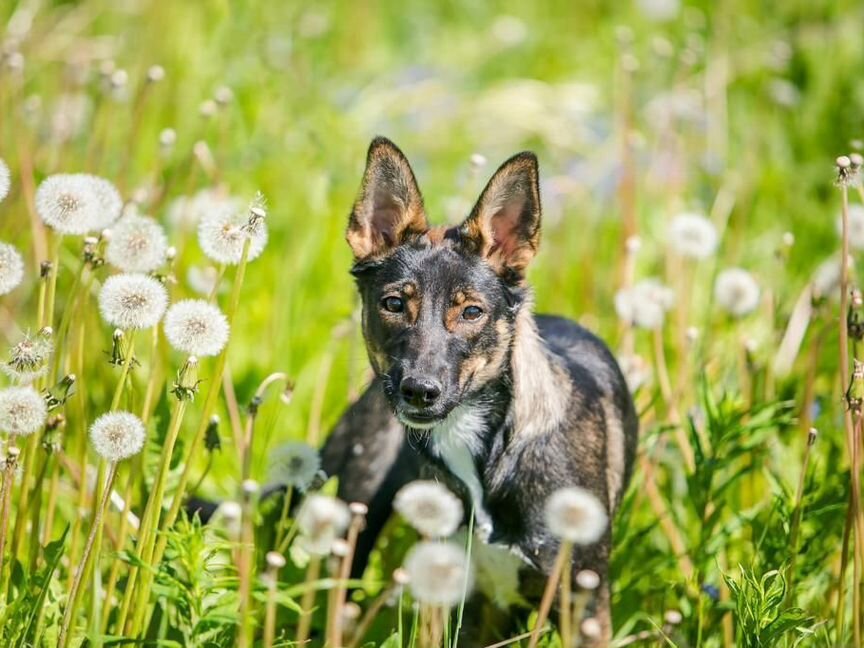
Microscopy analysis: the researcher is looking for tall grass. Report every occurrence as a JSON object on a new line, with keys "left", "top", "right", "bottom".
{"left": 0, "top": 0, "right": 863, "bottom": 646}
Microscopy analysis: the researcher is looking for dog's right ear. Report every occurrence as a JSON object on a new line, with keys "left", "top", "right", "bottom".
{"left": 347, "top": 137, "right": 428, "bottom": 261}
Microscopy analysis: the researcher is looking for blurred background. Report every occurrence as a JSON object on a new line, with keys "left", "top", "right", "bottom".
{"left": 2, "top": 0, "right": 864, "bottom": 642}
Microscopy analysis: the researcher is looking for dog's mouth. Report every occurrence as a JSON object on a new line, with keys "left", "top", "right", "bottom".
{"left": 395, "top": 405, "right": 452, "bottom": 430}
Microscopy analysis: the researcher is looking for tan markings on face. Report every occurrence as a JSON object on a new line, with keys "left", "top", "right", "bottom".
{"left": 444, "top": 290, "right": 484, "bottom": 332}
{"left": 457, "top": 318, "right": 513, "bottom": 391}
{"left": 365, "top": 341, "right": 389, "bottom": 374}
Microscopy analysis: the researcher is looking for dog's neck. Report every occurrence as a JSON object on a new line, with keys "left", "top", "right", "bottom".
{"left": 422, "top": 308, "right": 570, "bottom": 533}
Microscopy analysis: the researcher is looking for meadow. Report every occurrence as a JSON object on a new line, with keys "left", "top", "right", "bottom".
{"left": 0, "top": 0, "right": 862, "bottom": 646}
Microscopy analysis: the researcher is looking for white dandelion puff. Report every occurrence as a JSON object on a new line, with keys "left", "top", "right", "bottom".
{"left": 714, "top": 268, "right": 760, "bottom": 317}
{"left": 839, "top": 204, "right": 864, "bottom": 251}
{"left": 0, "top": 242, "right": 25, "bottom": 295}
{"left": 0, "top": 158, "right": 10, "bottom": 202}
{"left": 266, "top": 442, "right": 320, "bottom": 491}
{"left": 295, "top": 494, "right": 351, "bottom": 556}
{"left": 186, "top": 265, "right": 221, "bottom": 296}
{"left": 212, "top": 500, "right": 242, "bottom": 539}
{"left": 163, "top": 299, "right": 229, "bottom": 356}
{"left": 544, "top": 486, "right": 608, "bottom": 545}
{"left": 105, "top": 213, "right": 168, "bottom": 273}
{"left": 614, "top": 278, "right": 675, "bottom": 330}
{"left": 89, "top": 411, "right": 146, "bottom": 462}
{"left": 394, "top": 480, "right": 464, "bottom": 538}
{"left": 2, "top": 330, "right": 53, "bottom": 384}
{"left": 668, "top": 212, "right": 718, "bottom": 259}
{"left": 88, "top": 176, "right": 123, "bottom": 231}
{"left": 617, "top": 354, "right": 651, "bottom": 393}
{"left": 35, "top": 174, "right": 100, "bottom": 235}
{"left": 812, "top": 255, "right": 853, "bottom": 302}
{"left": 0, "top": 386, "right": 48, "bottom": 436}
{"left": 403, "top": 541, "right": 472, "bottom": 608}
{"left": 98, "top": 273, "right": 168, "bottom": 330}
{"left": 198, "top": 200, "right": 268, "bottom": 265}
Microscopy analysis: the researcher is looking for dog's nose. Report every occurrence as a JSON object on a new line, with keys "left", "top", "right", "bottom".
{"left": 399, "top": 376, "right": 442, "bottom": 408}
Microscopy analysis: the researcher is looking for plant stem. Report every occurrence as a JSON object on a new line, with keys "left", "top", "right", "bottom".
{"left": 58, "top": 461, "right": 118, "bottom": 648}
{"left": 528, "top": 540, "right": 571, "bottom": 648}
{"left": 560, "top": 543, "right": 574, "bottom": 648}
{"left": 296, "top": 556, "right": 322, "bottom": 646}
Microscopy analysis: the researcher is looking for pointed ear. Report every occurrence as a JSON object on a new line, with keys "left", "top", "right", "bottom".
{"left": 346, "top": 137, "right": 428, "bottom": 261}
{"left": 459, "top": 152, "right": 541, "bottom": 279}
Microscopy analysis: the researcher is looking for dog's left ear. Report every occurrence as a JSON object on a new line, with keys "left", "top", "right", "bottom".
{"left": 460, "top": 152, "right": 541, "bottom": 279}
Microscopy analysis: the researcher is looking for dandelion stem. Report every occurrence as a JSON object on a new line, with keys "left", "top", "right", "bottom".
{"left": 132, "top": 238, "right": 253, "bottom": 629}
{"left": 0, "top": 447, "right": 21, "bottom": 597}
{"left": 58, "top": 462, "right": 118, "bottom": 648}
{"left": 296, "top": 556, "right": 322, "bottom": 646}
{"left": 528, "top": 540, "right": 571, "bottom": 648}
{"left": 560, "top": 544, "right": 574, "bottom": 648}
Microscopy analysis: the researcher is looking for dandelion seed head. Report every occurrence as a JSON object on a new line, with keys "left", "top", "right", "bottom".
{"left": 544, "top": 486, "right": 608, "bottom": 545}
{"left": 295, "top": 494, "right": 351, "bottom": 556}
{"left": 614, "top": 278, "right": 675, "bottom": 330}
{"left": 36, "top": 174, "right": 121, "bottom": 234}
{"left": 198, "top": 199, "right": 268, "bottom": 265}
{"left": 89, "top": 411, "right": 146, "bottom": 462}
{"left": 668, "top": 212, "right": 718, "bottom": 259}
{"left": 664, "top": 610, "right": 683, "bottom": 625}
{"left": 581, "top": 618, "right": 602, "bottom": 639}
{"left": 266, "top": 551, "right": 286, "bottom": 570}
{"left": 163, "top": 299, "right": 229, "bottom": 356}
{"left": 403, "top": 541, "right": 472, "bottom": 608}
{"left": 146, "top": 65, "right": 165, "bottom": 83}
{"left": 267, "top": 442, "right": 320, "bottom": 491}
{"left": 105, "top": 213, "right": 168, "bottom": 273}
{"left": 394, "top": 480, "right": 463, "bottom": 538}
{"left": 812, "top": 255, "right": 853, "bottom": 301}
{"left": 576, "top": 569, "right": 600, "bottom": 590}
{"left": 714, "top": 268, "right": 760, "bottom": 317}
{"left": 2, "top": 329, "right": 53, "bottom": 383}
{"left": 617, "top": 354, "right": 651, "bottom": 393}
{"left": 0, "top": 241, "right": 24, "bottom": 295}
{"left": 0, "top": 386, "right": 47, "bottom": 436}
{"left": 0, "top": 158, "right": 10, "bottom": 202}
{"left": 159, "top": 128, "right": 176, "bottom": 149}
{"left": 98, "top": 273, "right": 168, "bottom": 330}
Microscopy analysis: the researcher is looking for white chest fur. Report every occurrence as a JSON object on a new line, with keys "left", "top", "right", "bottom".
{"left": 429, "top": 405, "right": 494, "bottom": 539}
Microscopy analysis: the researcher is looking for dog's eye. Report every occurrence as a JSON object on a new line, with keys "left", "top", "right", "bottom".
{"left": 381, "top": 296, "right": 405, "bottom": 313}
{"left": 462, "top": 305, "right": 484, "bottom": 321}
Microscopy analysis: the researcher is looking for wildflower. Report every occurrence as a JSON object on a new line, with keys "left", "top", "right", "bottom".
{"left": 836, "top": 155, "right": 860, "bottom": 188}
{"left": 714, "top": 268, "right": 760, "bottom": 317}
{"left": 163, "top": 299, "right": 229, "bottom": 356}
{"left": 838, "top": 204, "right": 864, "bottom": 250}
{"left": 812, "top": 255, "right": 853, "bottom": 302}
{"left": 212, "top": 500, "right": 242, "bottom": 539}
{"left": 667, "top": 212, "right": 718, "bottom": 259}
{"left": 267, "top": 442, "right": 321, "bottom": 491}
{"left": 636, "top": 0, "right": 680, "bottom": 22}
{"left": 98, "top": 273, "right": 168, "bottom": 330}
{"left": 105, "top": 213, "right": 168, "bottom": 273}
{"left": 614, "top": 278, "right": 675, "bottom": 330}
{"left": 89, "top": 411, "right": 146, "bottom": 462}
{"left": 198, "top": 198, "right": 268, "bottom": 265}
{"left": 0, "top": 157, "right": 10, "bottom": 202}
{"left": 617, "top": 354, "right": 651, "bottom": 393}
{"left": 88, "top": 176, "right": 124, "bottom": 231}
{"left": 0, "top": 387, "right": 47, "bottom": 436}
{"left": 544, "top": 486, "right": 608, "bottom": 545}
{"left": 35, "top": 174, "right": 101, "bottom": 235}
{"left": 394, "top": 480, "right": 464, "bottom": 538}
{"left": 403, "top": 541, "right": 472, "bottom": 608}
{"left": 2, "top": 329, "right": 53, "bottom": 383}
{"left": 295, "top": 494, "right": 351, "bottom": 556}
{"left": 0, "top": 242, "right": 24, "bottom": 295}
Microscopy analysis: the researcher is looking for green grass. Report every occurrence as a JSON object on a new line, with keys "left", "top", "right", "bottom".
{"left": 1, "top": 0, "right": 864, "bottom": 645}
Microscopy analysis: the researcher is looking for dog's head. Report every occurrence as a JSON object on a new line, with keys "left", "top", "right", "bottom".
{"left": 347, "top": 137, "right": 541, "bottom": 428}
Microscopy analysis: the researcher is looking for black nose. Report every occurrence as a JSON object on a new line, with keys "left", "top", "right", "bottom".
{"left": 399, "top": 376, "right": 442, "bottom": 408}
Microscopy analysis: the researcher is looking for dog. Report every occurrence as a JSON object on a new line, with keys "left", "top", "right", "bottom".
{"left": 321, "top": 137, "right": 638, "bottom": 643}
